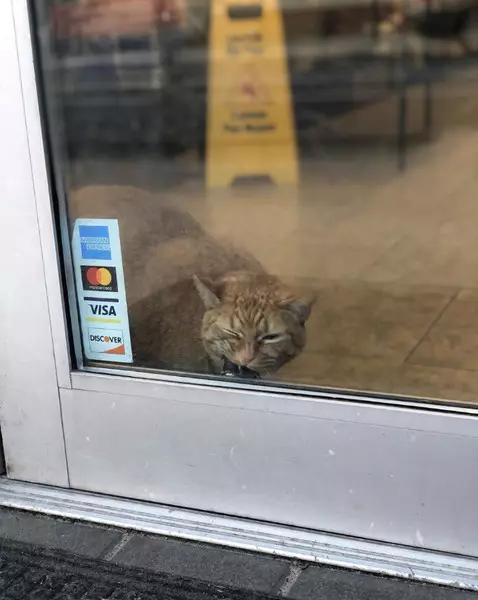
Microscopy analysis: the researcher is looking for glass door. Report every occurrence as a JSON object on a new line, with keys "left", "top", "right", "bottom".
{"left": 2, "top": 0, "right": 478, "bottom": 565}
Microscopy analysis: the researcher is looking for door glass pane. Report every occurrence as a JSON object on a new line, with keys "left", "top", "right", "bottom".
{"left": 32, "top": 0, "right": 478, "bottom": 404}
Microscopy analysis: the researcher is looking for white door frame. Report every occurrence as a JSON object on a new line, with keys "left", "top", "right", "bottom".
{"left": 0, "top": 0, "right": 70, "bottom": 486}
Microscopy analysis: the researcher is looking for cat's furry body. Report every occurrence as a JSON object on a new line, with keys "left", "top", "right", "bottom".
{"left": 70, "top": 186, "right": 313, "bottom": 374}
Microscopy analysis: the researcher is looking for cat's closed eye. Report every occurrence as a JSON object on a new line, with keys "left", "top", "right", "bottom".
{"left": 259, "top": 333, "right": 284, "bottom": 343}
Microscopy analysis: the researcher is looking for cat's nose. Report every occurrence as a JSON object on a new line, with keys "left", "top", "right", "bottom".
{"left": 234, "top": 345, "right": 255, "bottom": 366}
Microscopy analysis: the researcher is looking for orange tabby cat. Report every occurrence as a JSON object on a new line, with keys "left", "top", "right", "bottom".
{"left": 70, "top": 185, "right": 315, "bottom": 375}
{"left": 194, "top": 271, "right": 315, "bottom": 375}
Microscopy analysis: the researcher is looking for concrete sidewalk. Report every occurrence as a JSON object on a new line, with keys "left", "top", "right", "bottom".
{"left": 0, "top": 507, "right": 475, "bottom": 599}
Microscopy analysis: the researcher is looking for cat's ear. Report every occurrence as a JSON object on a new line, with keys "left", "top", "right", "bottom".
{"left": 193, "top": 275, "right": 221, "bottom": 309}
{"left": 278, "top": 292, "right": 316, "bottom": 324}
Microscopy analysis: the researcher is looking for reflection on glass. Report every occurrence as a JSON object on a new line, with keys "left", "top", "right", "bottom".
{"left": 33, "top": 0, "right": 478, "bottom": 403}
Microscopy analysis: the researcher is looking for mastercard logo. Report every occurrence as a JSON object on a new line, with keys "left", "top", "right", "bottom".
{"left": 86, "top": 267, "right": 112, "bottom": 286}
{"left": 81, "top": 265, "right": 118, "bottom": 292}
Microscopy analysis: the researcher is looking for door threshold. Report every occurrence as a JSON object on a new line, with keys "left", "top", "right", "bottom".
{"left": 0, "top": 478, "right": 476, "bottom": 591}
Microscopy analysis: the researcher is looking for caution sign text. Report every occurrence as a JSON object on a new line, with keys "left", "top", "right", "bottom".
{"left": 206, "top": 0, "right": 298, "bottom": 188}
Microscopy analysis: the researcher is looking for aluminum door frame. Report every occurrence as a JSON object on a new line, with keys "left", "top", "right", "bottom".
{"left": 0, "top": 0, "right": 69, "bottom": 487}
{"left": 2, "top": 0, "right": 478, "bottom": 569}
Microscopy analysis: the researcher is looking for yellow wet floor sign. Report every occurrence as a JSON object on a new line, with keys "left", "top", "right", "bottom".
{"left": 206, "top": 0, "right": 298, "bottom": 188}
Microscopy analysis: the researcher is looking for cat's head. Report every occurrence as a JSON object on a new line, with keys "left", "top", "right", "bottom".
{"left": 193, "top": 271, "right": 315, "bottom": 375}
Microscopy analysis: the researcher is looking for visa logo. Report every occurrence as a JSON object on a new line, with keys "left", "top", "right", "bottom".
{"left": 88, "top": 303, "right": 117, "bottom": 317}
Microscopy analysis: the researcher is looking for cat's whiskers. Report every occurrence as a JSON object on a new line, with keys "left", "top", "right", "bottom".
{"left": 260, "top": 366, "right": 273, "bottom": 378}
